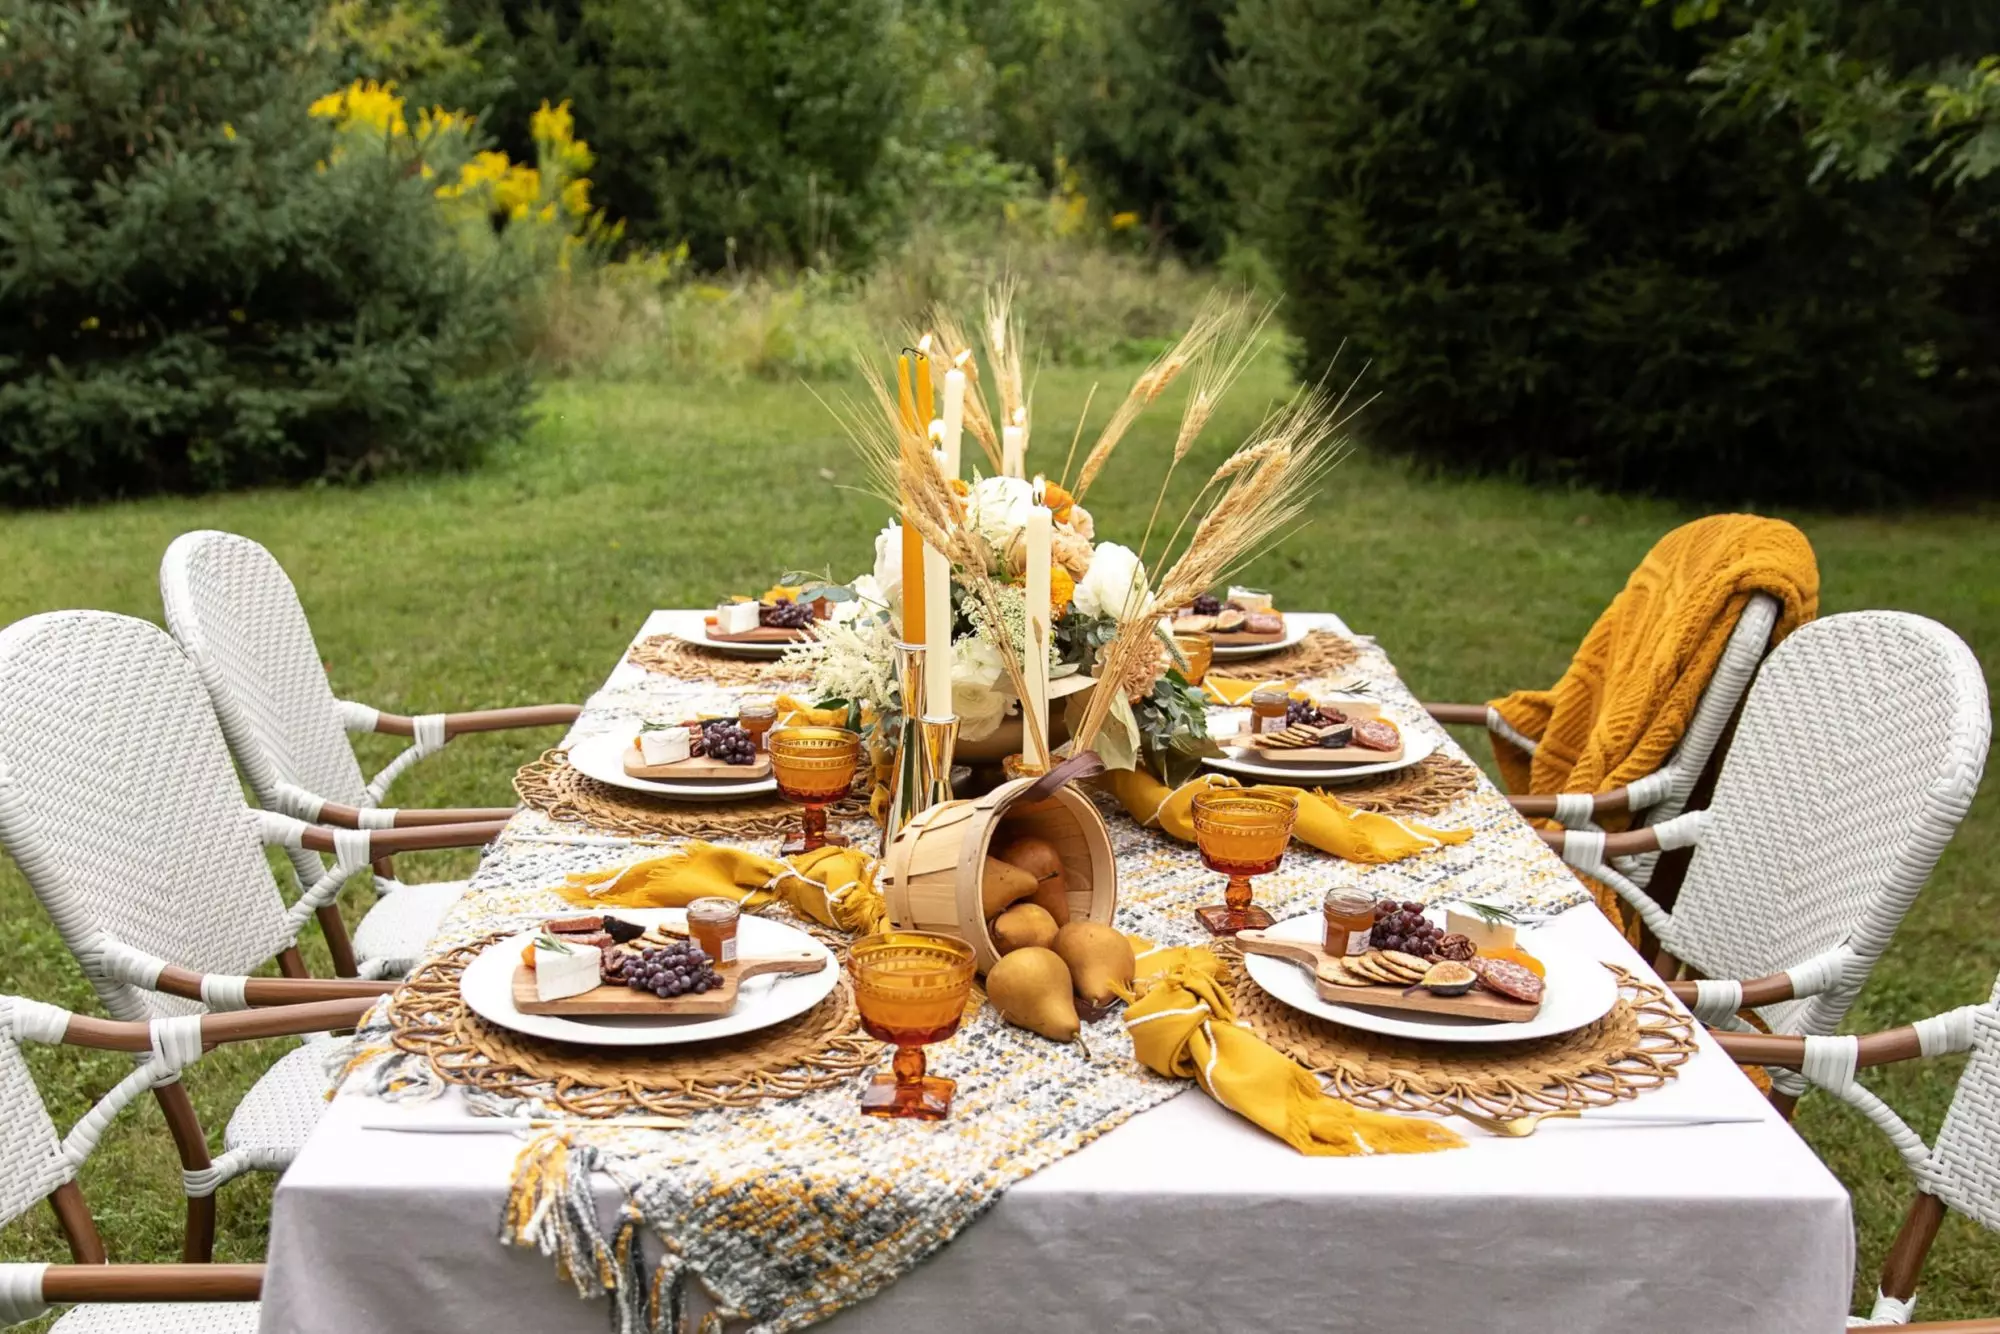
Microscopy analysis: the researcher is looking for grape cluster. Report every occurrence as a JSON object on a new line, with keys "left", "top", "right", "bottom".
{"left": 607, "top": 941, "right": 722, "bottom": 997}
{"left": 1285, "top": 698, "right": 1348, "bottom": 729}
{"left": 762, "top": 597, "right": 814, "bottom": 629}
{"left": 1371, "top": 899, "right": 1444, "bottom": 955}
{"left": 697, "top": 721, "right": 756, "bottom": 765}
{"left": 1191, "top": 593, "right": 1222, "bottom": 616}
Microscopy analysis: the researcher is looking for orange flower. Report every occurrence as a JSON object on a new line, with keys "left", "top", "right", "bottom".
{"left": 950, "top": 478, "right": 971, "bottom": 497}
{"left": 1049, "top": 565, "right": 1074, "bottom": 615}
{"left": 1039, "top": 480, "right": 1077, "bottom": 525}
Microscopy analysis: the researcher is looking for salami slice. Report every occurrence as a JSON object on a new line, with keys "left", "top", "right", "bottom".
{"left": 1469, "top": 957, "right": 1545, "bottom": 1004}
{"left": 1350, "top": 718, "right": 1401, "bottom": 752}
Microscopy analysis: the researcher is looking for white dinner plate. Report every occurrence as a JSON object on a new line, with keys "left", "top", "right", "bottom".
{"left": 1204, "top": 724, "right": 1439, "bottom": 784}
{"left": 460, "top": 909, "right": 839, "bottom": 1046}
{"left": 1241, "top": 909, "right": 1619, "bottom": 1043}
{"left": 567, "top": 731, "right": 777, "bottom": 802}
{"left": 671, "top": 621, "right": 806, "bottom": 659}
{"left": 1209, "top": 613, "right": 1311, "bottom": 661}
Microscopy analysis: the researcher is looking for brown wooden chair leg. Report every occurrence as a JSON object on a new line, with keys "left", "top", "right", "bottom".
{"left": 1767, "top": 1085, "right": 1800, "bottom": 1121}
{"left": 372, "top": 854, "right": 396, "bottom": 881}
{"left": 315, "top": 903, "right": 359, "bottom": 978}
{"left": 277, "top": 946, "right": 309, "bottom": 979}
{"left": 150, "top": 1081, "right": 218, "bottom": 1263}
{"left": 1880, "top": 1192, "right": 1947, "bottom": 1308}
{"left": 47, "top": 1180, "right": 106, "bottom": 1263}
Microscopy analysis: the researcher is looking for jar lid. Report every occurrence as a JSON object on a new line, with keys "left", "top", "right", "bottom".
{"left": 1249, "top": 687, "right": 1291, "bottom": 706}
{"left": 1323, "top": 887, "right": 1376, "bottom": 911}
{"left": 687, "top": 896, "right": 742, "bottom": 921}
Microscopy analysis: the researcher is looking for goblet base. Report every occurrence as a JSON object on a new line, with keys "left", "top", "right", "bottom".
{"left": 781, "top": 830, "right": 850, "bottom": 858}
{"left": 1195, "top": 903, "right": 1275, "bottom": 937}
{"left": 859, "top": 1073, "right": 957, "bottom": 1120}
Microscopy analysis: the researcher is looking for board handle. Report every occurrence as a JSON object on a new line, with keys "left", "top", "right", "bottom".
{"left": 730, "top": 951, "right": 828, "bottom": 982}
{"left": 1234, "top": 929, "right": 1326, "bottom": 971}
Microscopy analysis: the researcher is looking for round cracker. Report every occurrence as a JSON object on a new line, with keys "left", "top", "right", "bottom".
{"left": 1347, "top": 955, "right": 1401, "bottom": 985}
{"left": 1381, "top": 950, "right": 1433, "bottom": 976}
{"left": 1317, "top": 956, "right": 1372, "bottom": 988}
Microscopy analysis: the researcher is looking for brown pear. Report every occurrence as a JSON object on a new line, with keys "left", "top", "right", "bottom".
{"left": 991, "top": 902, "right": 1060, "bottom": 955}
{"left": 985, "top": 947, "right": 1080, "bottom": 1041}
{"left": 994, "top": 834, "right": 1071, "bottom": 925}
{"left": 1054, "top": 921, "right": 1135, "bottom": 1007}
{"left": 979, "top": 855, "right": 1040, "bottom": 917}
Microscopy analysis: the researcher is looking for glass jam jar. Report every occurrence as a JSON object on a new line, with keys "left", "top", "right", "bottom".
{"left": 1322, "top": 887, "right": 1378, "bottom": 957}
{"left": 687, "top": 897, "right": 741, "bottom": 965}
{"left": 738, "top": 697, "right": 778, "bottom": 751}
{"left": 1249, "top": 687, "right": 1292, "bottom": 735}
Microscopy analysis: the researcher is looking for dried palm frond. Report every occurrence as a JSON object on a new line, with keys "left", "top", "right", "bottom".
{"left": 1071, "top": 297, "right": 1237, "bottom": 501}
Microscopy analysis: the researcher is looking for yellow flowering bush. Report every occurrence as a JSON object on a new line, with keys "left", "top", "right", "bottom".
{"left": 309, "top": 81, "right": 616, "bottom": 272}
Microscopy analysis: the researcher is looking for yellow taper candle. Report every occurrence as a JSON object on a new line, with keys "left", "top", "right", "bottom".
{"left": 897, "top": 353, "right": 925, "bottom": 645}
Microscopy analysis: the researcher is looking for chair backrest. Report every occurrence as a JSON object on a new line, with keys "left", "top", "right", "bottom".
{"left": 1670, "top": 611, "right": 1990, "bottom": 1035}
{"left": 1925, "top": 973, "right": 2000, "bottom": 1234}
{"left": 0, "top": 1001, "right": 71, "bottom": 1231}
{"left": 0, "top": 612, "right": 296, "bottom": 1021}
{"left": 160, "top": 530, "right": 370, "bottom": 810}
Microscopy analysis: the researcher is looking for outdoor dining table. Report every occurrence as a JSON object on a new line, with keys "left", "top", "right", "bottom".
{"left": 257, "top": 611, "right": 1854, "bottom": 1334}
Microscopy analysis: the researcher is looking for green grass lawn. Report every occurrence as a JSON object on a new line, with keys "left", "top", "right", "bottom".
{"left": 0, "top": 355, "right": 1994, "bottom": 1321}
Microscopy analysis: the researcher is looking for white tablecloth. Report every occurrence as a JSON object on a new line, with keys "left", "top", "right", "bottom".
{"left": 259, "top": 612, "right": 1853, "bottom": 1334}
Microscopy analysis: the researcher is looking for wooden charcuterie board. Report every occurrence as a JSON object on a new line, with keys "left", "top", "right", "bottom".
{"left": 1172, "top": 615, "right": 1286, "bottom": 646}
{"left": 513, "top": 950, "right": 827, "bottom": 1017}
{"left": 1222, "top": 701, "right": 1404, "bottom": 766}
{"left": 702, "top": 618, "right": 814, "bottom": 644}
{"left": 1236, "top": 930, "right": 1540, "bottom": 1022}
{"left": 622, "top": 745, "right": 772, "bottom": 781}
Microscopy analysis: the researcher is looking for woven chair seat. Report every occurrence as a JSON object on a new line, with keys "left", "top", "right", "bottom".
{"left": 51, "top": 1302, "right": 261, "bottom": 1333}
{"left": 352, "top": 879, "right": 466, "bottom": 977}
{"left": 224, "top": 1043, "right": 332, "bottom": 1166}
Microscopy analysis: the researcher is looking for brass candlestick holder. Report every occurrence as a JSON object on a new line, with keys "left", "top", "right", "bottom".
{"left": 883, "top": 643, "right": 959, "bottom": 850}
{"left": 915, "top": 714, "right": 959, "bottom": 812}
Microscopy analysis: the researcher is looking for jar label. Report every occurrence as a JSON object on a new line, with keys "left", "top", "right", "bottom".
{"left": 1343, "top": 928, "right": 1372, "bottom": 956}
{"left": 720, "top": 936, "right": 738, "bottom": 964}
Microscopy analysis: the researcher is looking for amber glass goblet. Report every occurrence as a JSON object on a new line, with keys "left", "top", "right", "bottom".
{"left": 850, "top": 932, "right": 977, "bottom": 1120}
{"left": 1190, "top": 787, "right": 1298, "bottom": 936}
{"left": 1171, "top": 631, "right": 1215, "bottom": 688}
{"left": 770, "top": 726, "right": 860, "bottom": 857}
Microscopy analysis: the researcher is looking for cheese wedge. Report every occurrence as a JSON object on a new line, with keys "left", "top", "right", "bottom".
{"left": 1227, "top": 585, "right": 1274, "bottom": 613}
{"left": 715, "top": 600, "right": 761, "bottom": 634}
{"left": 1444, "top": 906, "right": 1517, "bottom": 952}
{"left": 533, "top": 941, "right": 602, "bottom": 1002}
{"left": 638, "top": 727, "right": 691, "bottom": 766}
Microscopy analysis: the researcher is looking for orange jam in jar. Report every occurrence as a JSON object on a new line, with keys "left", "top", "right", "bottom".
{"left": 738, "top": 697, "right": 778, "bottom": 750}
{"left": 1322, "top": 888, "right": 1378, "bottom": 957}
{"left": 687, "top": 897, "right": 741, "bottom": 965}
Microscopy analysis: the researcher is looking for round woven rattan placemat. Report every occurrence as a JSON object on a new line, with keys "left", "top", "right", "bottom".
{"left": 1216, "top": 630, "right": 1361, "bottom": 683}
{"left": 627, "top": 634, "right": 810, "bottom": 687}
{"left": 1222, "top": 951, "right": 1697, "bottom": 1117}
{"left": 515, "top": 748, "right": 868, "bottom": 841}
{"left": 385, "top": 933, "right": 878, "bottom": 1116}
{"left": 1317, "top": 752, "right": 1483, "bottom": 818}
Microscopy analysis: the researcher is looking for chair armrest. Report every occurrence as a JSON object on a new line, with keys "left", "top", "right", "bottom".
{"left": 315, "top": 800, "right": 519, "bottom": 828}
{"left": 1511, "top": 787, "right": 1633, "bottom": 820}
{"left": 372, "top": 704, "right": 581, "bottom": 738}
{"left": 1714, "top": 1027, "right": 1931, "bottom": 1072}
{"left": 1422, "top": 702, "right": 1493, "bottom": 726}
{"left": 152, "top": 967, "right": 396, "bottom": 1009}
{"left": 1538, "top": 825, "right": 1661, "bottom": 858}
{"left": 58, "top": 996, "right": 382, "bottom": 1050}
{"left": 41, "top": 1263, "right": 261, "bottom": 1303}
{"left": 297, "top": 819, "right": 507, "bottom": 856}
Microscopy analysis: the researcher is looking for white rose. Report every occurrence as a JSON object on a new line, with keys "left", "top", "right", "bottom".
{"left": 953, "top": 678, "right": 1011, "bottom": 741}
{"left": 871, "top": 523, "right": 904, "bottom": 615}
{"left": 953, "top": 636, "right": 1007, "bottom": 691}
{"left": 1072, "top": 541, "right": 1148, "bottom": 620}
{"left": 836, "top": 573, "right": 885, "bottom": 622}
{"left": 965, "top": 475, "right": 1039, "bottom": 554}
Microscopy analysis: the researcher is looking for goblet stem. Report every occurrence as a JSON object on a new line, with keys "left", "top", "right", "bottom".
{"left": 800, "top": 802, "right": 829, "bottom": 853}
{"left": 1224, "top": 874, "right": 1255, "bottom": 913}
{"left": 892, "top": 1044, "right": 926, "bottom": 1090}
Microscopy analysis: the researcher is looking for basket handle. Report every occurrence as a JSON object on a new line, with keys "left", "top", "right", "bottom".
{"left": 1021, "top": 750, "right": 1106, "bottom": 804}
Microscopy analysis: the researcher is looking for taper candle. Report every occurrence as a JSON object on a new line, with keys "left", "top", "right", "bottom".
{"left": 941, "top": 351, "right": 968, "bottom": 480}
{"left": 897, "top": 352, "right": 925, "bottom": 646}
{"left": 923, "top": 447, "right": 953, "bottom": 718}
{"left": 1023, "top": 479, "right": 1053, "bottom": 770}
{"left": 1001, "top": 407, "right": 1026, "bottom": 478}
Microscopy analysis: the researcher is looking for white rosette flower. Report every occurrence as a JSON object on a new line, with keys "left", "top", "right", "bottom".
{"left": 965, "top": 475, "right": 1039, "bottom": 562}
{"left": 950, "top": 635, "right": 1012, "bottom": 740}
{"left": 834, "top": 573, "right": 885, "bottom": 623}
{"left": 871, "top": 523, "right": 903, "bottom": 616}
{"left": 1072, "top": 541, "right": 1149, "bottom": 620}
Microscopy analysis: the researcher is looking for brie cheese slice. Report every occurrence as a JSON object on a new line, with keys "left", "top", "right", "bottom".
{"left": 1444, "top": 906, "right": 1517, "bottom": 952}
{"left": 534, "top": 942, "right": 602, "bottom": 1002}
{"left": 638, "top": 727, "right": 691, "bottom": 766}
{"left": 715, "top": 601, "right": 761, "bottom": 634}
{"left": 1227, "top": 585, "right": 1274, "bottom": 613}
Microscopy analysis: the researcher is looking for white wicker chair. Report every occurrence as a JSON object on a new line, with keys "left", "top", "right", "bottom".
{"left": 1428, "top": 590, "right": 1781, "bottom": 896}
{"left": 1542, "top": 612, "right": 1989, "bottom": 1110}
{"left": 160, "top": 529, "right": 578, "bottom": 977}
{"left": 0, "top": 611, "right": 495, "bottom": 1253}
{"left": 0, "top": 993, "right": 372, "bottom": 1330}
{"left": 1717, "top": 975, "right": 2000, "bottom": 1325}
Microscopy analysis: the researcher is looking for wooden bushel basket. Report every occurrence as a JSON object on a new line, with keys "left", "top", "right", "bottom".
{"left": 880, "top": 756, "right": 1117, "bottom": 974}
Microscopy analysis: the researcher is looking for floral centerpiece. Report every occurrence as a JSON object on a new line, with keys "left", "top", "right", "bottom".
{"left": 782, "top": 286, "right": 1347, "bottom": 790}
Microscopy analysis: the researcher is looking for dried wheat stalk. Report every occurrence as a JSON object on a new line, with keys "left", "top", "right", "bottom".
{"left": 1071, "top": 298, "right": 1236, "bottom": 501}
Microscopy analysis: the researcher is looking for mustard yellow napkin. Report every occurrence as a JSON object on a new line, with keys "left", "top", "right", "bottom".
{"left": 559, "top": 841, "right": 885, "bottom": 935}
{"left": 1124, "top": 951, "right": 1463, "bottom": 1156}
{"left": 773, "top": 694, "right": 850, "bottom": 729}
{"left": 1202, "top": 675, "right": 1282, "bottom": 707}
{"left": 1098, "top": 770, "right": 1471, "bottom": 863}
